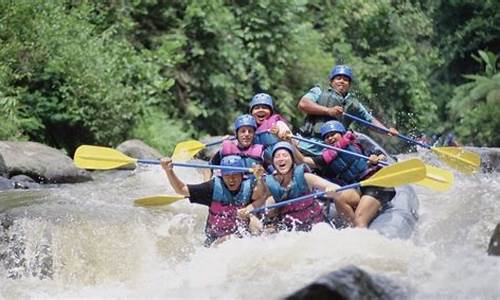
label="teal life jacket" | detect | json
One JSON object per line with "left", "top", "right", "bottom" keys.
{"left": 212, "top": 176, "right": 253, "bottom": 205}
{"left": 265, "top": 164, "right": 323, "bottom": 231}
{"left": 300, "top": 85, "right": 362, "bottom": 138}
{"left": 321, "top": 144, "right": 368, "bottom": 185}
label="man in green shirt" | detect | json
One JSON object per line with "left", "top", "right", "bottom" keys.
{"left": 297, "top": 64, "right": 398, "bottom": 155}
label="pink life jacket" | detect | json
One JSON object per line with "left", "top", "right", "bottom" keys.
{"left": 205, "top": 177, "right": 253, "bottom": 240}
{"left": 220, "top": 140, "right": 264, "bottom": 167}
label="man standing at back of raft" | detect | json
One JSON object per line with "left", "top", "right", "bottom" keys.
{"left": 297, "top": 64, "right": 399, "bottom": 155}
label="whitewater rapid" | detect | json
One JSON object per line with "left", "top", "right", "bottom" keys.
{"left": 1, "top": 154, "right": 499, "bottom": 299}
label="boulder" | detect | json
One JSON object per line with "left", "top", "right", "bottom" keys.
{"left": 285, "top": 265, "right": 409, "bottom": 300}
{"left": 115, "top": 139, "right": 163, "bottom": 170}
{"left": 116, "top": 139, "right": 163, "bottom": 159}
{"left": 487, "top": 223, "right": 500, "bottom": 256}
{"left": 0, "top": 141, "right": 92, "bottom": 183}
{"left": 0, "top": 176, "right": 15, "bottom": 190}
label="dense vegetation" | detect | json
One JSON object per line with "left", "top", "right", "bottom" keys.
{"left": 1, "top": 0, "right": 499, "bottom": 154}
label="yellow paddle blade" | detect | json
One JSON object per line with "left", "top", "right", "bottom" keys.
{"left": 172, "top": 140, "right": 206, "bottom": 161}
{"left": 416, "top": 165, "right": 454, "bottom": 192}
{"left": 431, "top": 147, "right": 481, "bottom": 174}
{"left": 134, "top": 194, "right": 186, "bottom": 206}
{"left": 74, "top": 145, "right": 136, "bottom": 170}
{"left": 361, "top": 158, "right": 426, "bottom": 188}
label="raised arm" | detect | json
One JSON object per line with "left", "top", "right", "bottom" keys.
{"left": 160, "top": 158, "right": 190, "bottom": 196}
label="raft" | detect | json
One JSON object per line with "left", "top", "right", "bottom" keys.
{"left": 326, "top": 133, "right": 419, "bottom": 239}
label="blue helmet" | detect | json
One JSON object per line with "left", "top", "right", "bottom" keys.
{"left": 320, "top": 120, "right": 346, "bottom": 139}
{"left": 328, "top": 65, "right": 354, "bottom": 82}
{"left": 234, "top": 114, "right": 257, "bottom": 134}
{"left": 271, "top": 141, "right": 295, "bottom": 159}
{"left": 249, "top": 93, "right": 274, "bottom": 113}
{"left": 220, "top": 155, "right": 245, "bottom": 176}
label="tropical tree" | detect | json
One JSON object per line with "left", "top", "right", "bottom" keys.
{"left": 448, "top": 51, "right": 500, "bottom": 146}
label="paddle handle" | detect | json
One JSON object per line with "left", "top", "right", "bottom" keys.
{"left": 343, "top": 112, "right": 431, "bottom": 149}
{"left": 251, "top": 182, "right": 361, "bottom": 213}
{"left": 292, "top": 135, "right": 389, "bottom": 166}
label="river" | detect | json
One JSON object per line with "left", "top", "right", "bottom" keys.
{"left": 1, "top": 153, "right": 499, "bottom": 299}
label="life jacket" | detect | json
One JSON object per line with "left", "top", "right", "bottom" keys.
{"left": 300, "top": 86, "right": 361, "bottom": 138}
{"left": 321, "top": 142, "right": 369, "bottom": 185}
{"left": 205, "top": 176, "right": 254, "bottom": 240}
{"left": 265, "top": 164, "right": 323, "bottom": 231}
{"left": 220, "top": 140, "right": 264, "bottom": 168}
{"left": 254, "top": 114, "right": 286, "bottom": 164}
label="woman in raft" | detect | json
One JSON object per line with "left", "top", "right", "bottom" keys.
{"left": 293, "top": 120, "right": 394, "bottom": 228}
{"left": 239, "top": 141, "right": 358, "bottom": 232}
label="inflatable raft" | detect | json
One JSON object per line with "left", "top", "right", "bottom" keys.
{"left": 326, "top": 133, "right": 419, "bottom": 239}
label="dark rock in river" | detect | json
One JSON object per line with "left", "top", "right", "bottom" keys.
{"left": 285, "top": 265, "right": 409, "bottom": 300}
{"left": 0, "top": 176, "right": 15, "bottom": 190}
{"left": 0, "top": 141, "right": 92, "bottom": 183}
{"left": 487, "top": 223, "right": 500, "bottom": 256}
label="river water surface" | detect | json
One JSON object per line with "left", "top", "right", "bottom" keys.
{"left": 1, "top": 153, "right": 499, "bottom": 299}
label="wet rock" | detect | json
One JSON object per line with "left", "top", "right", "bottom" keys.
{"left": 0, "top": 141, "right": 92, "bottom": 183}
{"left": 0, "top": 176, "right": 15, "bottom": 190}
{"left": 10, "top": 175, "right": 40, "bottom": 189}
{"left": 285, "top": 265, "right": 409, "bottom": 300}
{"left": 487, "top": 223, "right": 500, "bottom": 256}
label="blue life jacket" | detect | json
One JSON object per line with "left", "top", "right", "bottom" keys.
{"left": 212, "top": 176, "right": 253, "bottom": 206}
{"left": 266, "top": 164, "right": 309, "bottom": 201}
{"left": 323, "top": 144, "right": 368, "bottom": 184}
{"left": 265, "top": 164, "right": 323, "bottom": 231}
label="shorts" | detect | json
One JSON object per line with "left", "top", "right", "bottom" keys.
{"left": 360, "top": 186, "right": 396, "bottom": 205}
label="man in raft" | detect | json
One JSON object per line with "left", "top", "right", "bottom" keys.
{"left": 161, "top": 155, "right": 265, "bottom": 246}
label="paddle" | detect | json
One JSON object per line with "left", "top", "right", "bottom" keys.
{"left": 74, "top": 145, "right": 253, "bottom": 172}
{"left": 343, "top": 112, "right": 481, "bottom": 174}
{"left": 292, "top": 135, "right": 453, "bottom": 191}
{"left": 172, "top": 137, "right": 231, "bottom": 161}
{"left": 252, "top": 158, "right": 426, "bottom": 213}
{"left": 134, "top": 194, "right": 186, "bottom": 206}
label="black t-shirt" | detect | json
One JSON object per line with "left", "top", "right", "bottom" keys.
{"left": 187, "top": 179, "right": 214, "bottom": 206}
{"left": 187, "top": 178, "right": 241, "bottom": 207}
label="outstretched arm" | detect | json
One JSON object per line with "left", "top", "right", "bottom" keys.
{"left": 160, "top": 158, "right": 190, "bottom": 196}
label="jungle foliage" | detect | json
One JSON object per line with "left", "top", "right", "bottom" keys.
{"left": 1, "top": 0, "right": 499, "bottom": 154}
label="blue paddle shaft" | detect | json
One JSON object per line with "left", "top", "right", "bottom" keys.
{"left": 136, "top": 160, "right": 251, "bottom": 172}
{"left": 292, "top": 135, "right": 389, "bottom": 166}
{"left": 343, "top": 112, "right": 431, "bottom": 149}
{"left": 251, "top": 182, "right": 361, "bottom": 213}
{"left": 173, "top": 162, "right": 251, "bottom": 172}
